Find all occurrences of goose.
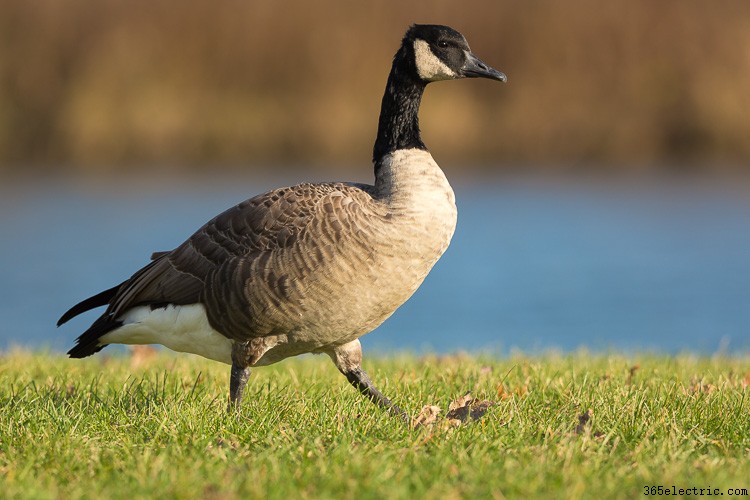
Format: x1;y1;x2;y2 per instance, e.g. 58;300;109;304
57;24;506;418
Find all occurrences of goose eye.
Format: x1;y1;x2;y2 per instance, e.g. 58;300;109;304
437;41;448;48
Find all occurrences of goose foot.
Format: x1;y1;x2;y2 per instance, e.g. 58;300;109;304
327;339;409;421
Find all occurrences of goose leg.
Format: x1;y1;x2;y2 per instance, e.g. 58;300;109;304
327;340;408;420
228;363;251;412
228;342;252;413
345;367;407;418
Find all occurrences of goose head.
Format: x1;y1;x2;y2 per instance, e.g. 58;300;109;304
400;24;507;84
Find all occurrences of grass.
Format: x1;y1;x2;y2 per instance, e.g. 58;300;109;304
1;350;749;499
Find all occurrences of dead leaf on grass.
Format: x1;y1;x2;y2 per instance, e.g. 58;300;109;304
575;409;592;434
412;405;441;427
445;392;496;424
574;408;604;438
448;392;473;411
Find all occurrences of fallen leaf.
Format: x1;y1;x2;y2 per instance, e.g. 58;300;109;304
412;405;441;427
468;400;495;421
448;392;473;412
446;392;474;422
574;409;592;435
445;392;496;423
574;409;604;438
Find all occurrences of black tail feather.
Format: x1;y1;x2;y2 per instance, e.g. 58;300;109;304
67;314;123;358
57;282;124;327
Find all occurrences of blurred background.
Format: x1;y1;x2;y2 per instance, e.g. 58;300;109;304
1;0;749;354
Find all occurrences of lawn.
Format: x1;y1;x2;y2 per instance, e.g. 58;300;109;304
1;350;748;499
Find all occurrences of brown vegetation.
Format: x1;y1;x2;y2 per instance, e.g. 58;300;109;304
1;0;749;175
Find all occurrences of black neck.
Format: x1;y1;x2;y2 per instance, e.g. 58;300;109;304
372;54;427;173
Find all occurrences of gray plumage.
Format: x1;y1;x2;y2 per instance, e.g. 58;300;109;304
58;24;506;418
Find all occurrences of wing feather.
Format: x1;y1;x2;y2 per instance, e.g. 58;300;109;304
94;182;380;343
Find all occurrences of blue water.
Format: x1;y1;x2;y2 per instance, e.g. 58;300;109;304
1;174;749;355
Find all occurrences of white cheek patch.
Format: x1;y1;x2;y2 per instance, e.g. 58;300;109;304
413;39;456;81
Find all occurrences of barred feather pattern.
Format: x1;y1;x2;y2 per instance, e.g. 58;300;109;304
86;148;455;366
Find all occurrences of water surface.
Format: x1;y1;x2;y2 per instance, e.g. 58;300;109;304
1;174;748;355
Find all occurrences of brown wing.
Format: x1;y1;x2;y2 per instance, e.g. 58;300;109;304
104;182;377;334
62;181;382;357
198;182;383;341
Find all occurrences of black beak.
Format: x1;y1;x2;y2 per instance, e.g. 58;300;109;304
461;52;507;82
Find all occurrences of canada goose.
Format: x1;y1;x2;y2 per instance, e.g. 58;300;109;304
58;24;506;418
